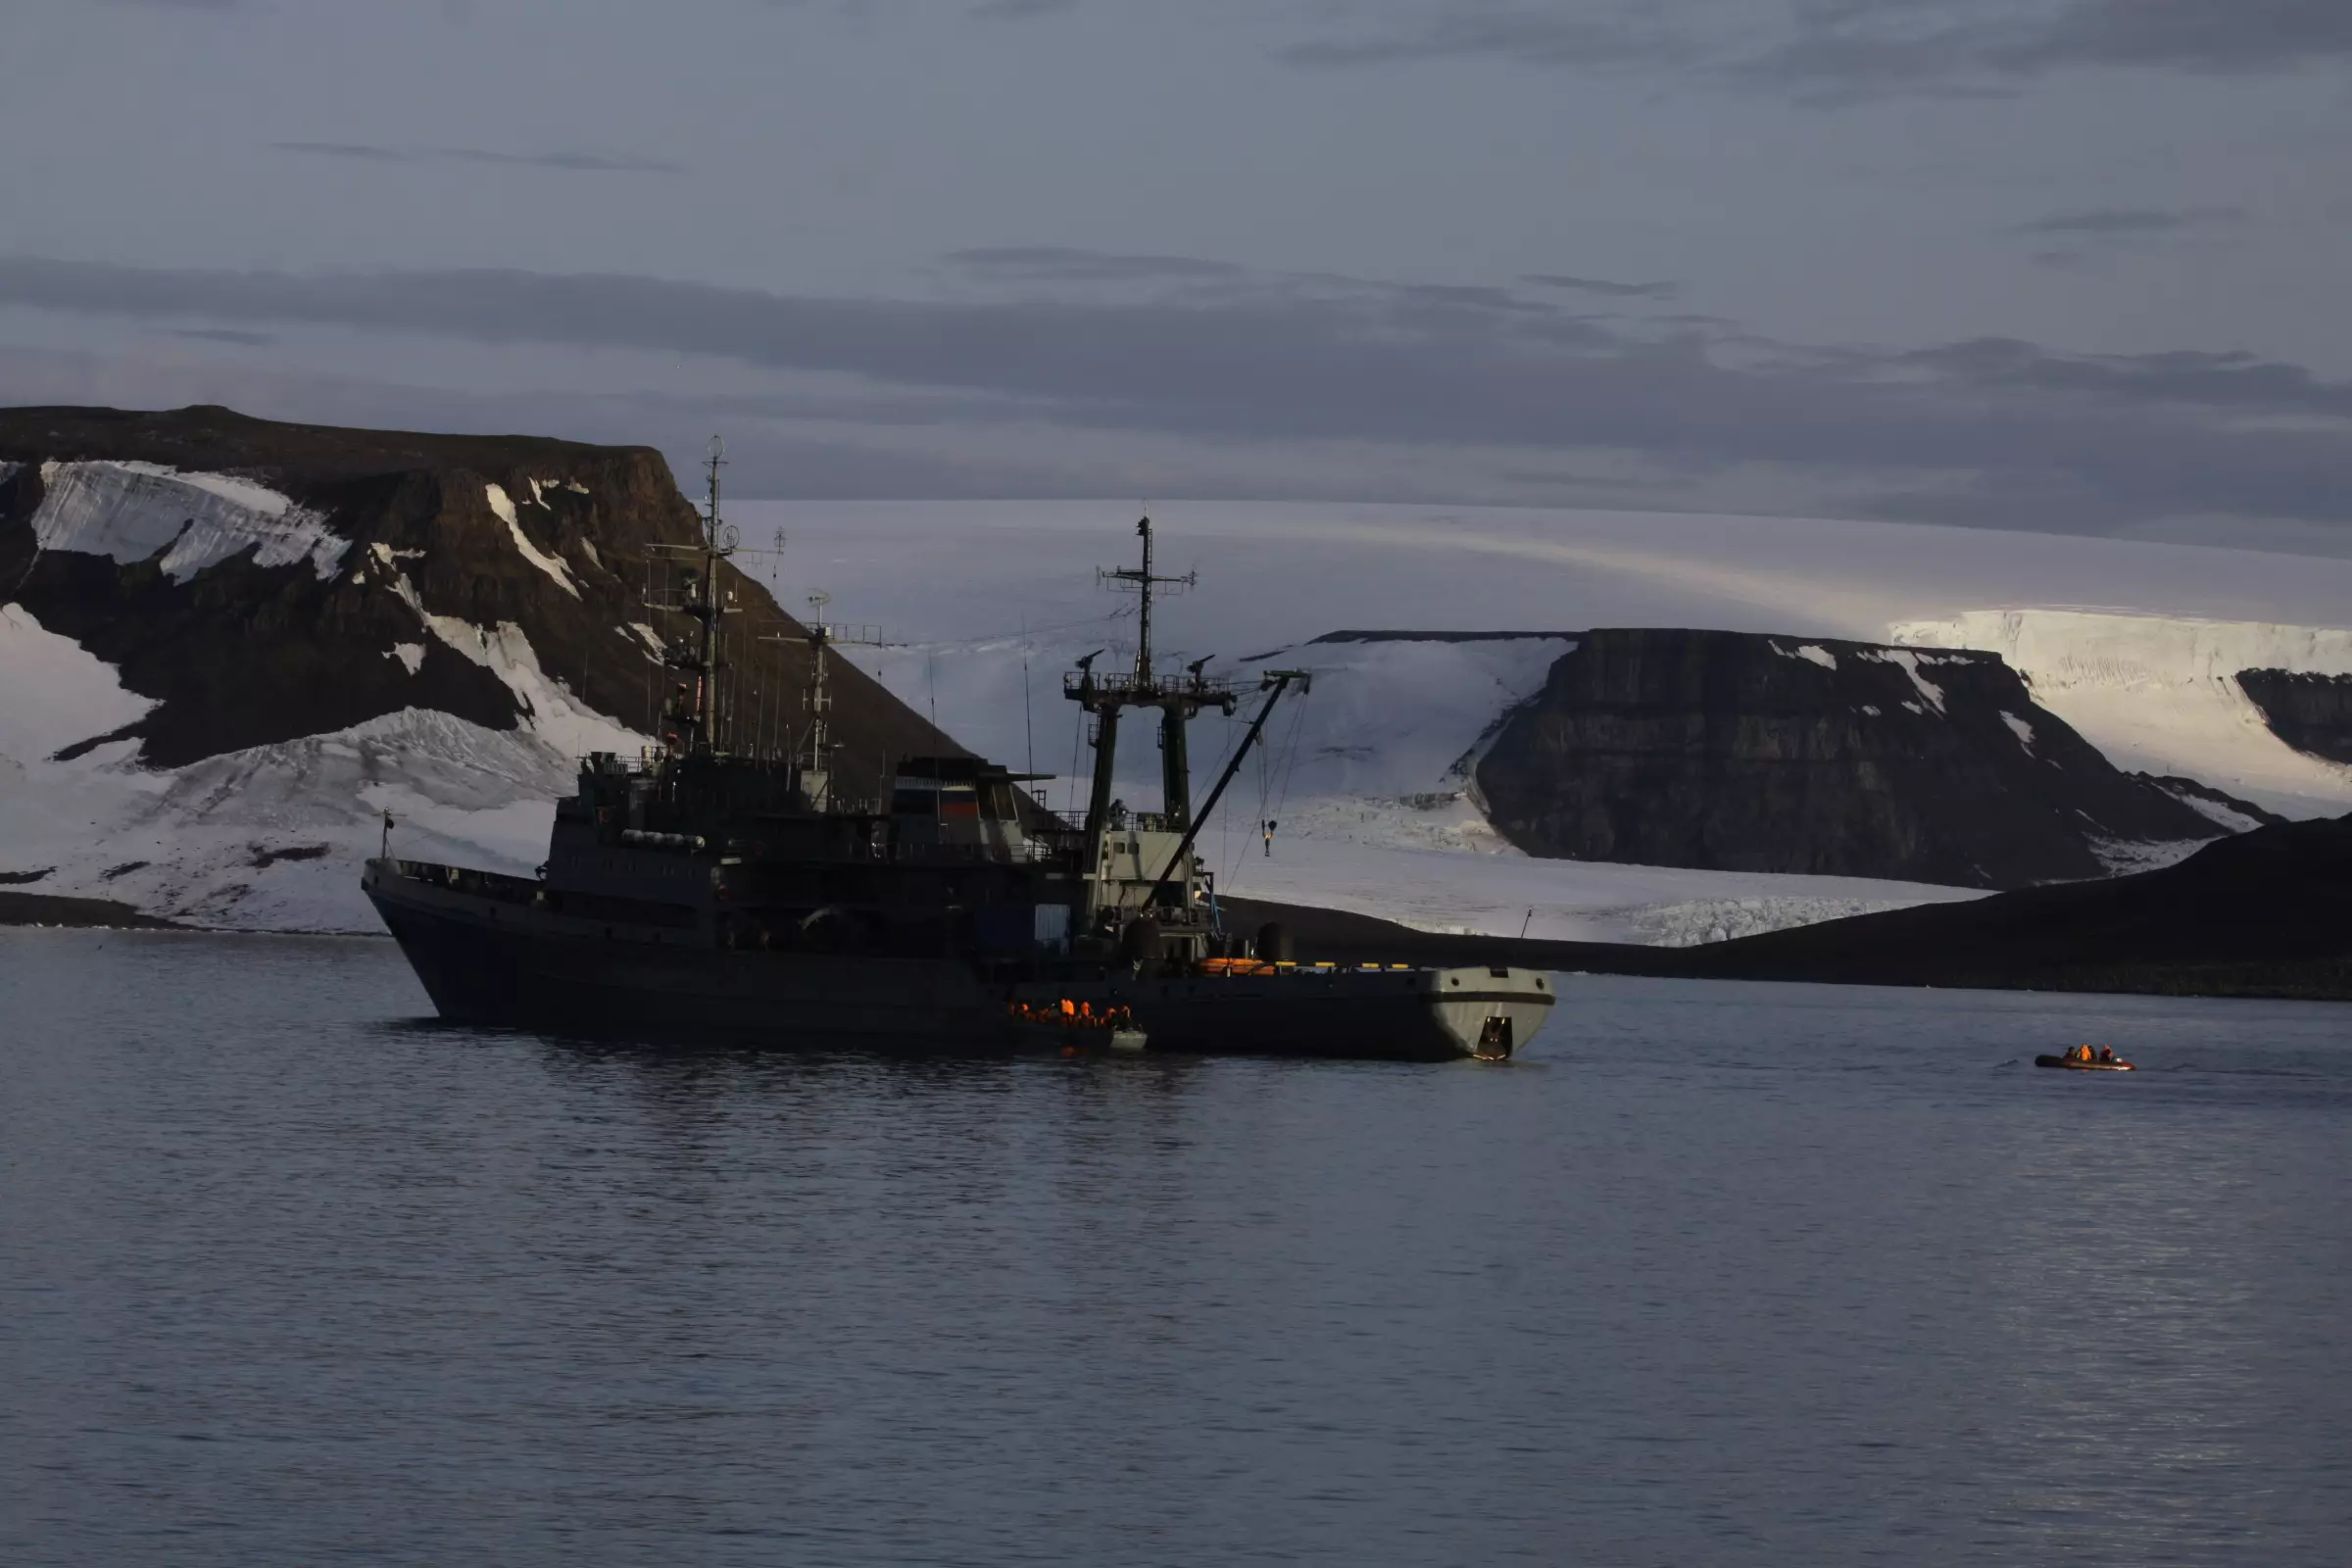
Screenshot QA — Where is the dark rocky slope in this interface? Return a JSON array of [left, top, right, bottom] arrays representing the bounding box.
[[1229, 810, 2352, 1002], [0, 891, 177, 929], [1473, 628, 2235, 889], [1672, 811, 2352, 998], [2238, 669, 2352, 766], [0, 404, 954, 775]]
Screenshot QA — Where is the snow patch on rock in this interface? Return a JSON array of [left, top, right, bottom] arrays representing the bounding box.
[[2088, 836, 2212, 878], [2001, 711, 2035, 752], [487, 483, 579, 597], [388, 642, 425, 675], [2163, 790, 2268, 834], [1862, 647, 1947, 712], [28, 461, 348, 582], [1777, 641, 1838, 670], [0, 603, 158, 763]]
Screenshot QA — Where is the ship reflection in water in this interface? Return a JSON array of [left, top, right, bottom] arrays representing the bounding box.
[[366, 481, 1551, 1059], [7, 930, 2348, 1566]]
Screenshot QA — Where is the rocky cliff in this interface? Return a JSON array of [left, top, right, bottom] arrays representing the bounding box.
[[0, 404, 953, 772], [1472, 628, 2240, 889], [2236, 669, 2352, 766], [0, 404, 956, 929]]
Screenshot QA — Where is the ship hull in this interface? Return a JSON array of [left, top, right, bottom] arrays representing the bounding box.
[[365, 861, 993, 1045], [365, 860, 1555, 1060], [1016, 969, 1556, 1062]]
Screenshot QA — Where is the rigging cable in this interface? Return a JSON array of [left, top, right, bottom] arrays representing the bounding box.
[[1262, 688, 1311, 859]]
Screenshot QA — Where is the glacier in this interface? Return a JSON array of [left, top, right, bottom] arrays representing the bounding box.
[[1892, 610, 2352, 818]]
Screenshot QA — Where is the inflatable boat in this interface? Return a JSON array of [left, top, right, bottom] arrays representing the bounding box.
[[2034, 1052, 2135, 1072]]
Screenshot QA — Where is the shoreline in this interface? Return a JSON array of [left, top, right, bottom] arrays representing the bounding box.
[[12, 889, 2345, 1005]]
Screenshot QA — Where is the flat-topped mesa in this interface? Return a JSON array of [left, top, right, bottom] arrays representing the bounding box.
[[0, 404, 953, 775], [1472, 627, 2252, 889]]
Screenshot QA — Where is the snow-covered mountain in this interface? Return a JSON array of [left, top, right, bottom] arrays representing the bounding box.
[[0, 406, 956, 930], [8, 417, 2351, 940]]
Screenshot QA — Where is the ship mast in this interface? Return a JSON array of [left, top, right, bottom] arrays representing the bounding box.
[[760, 588, 889, 810], [1090, 515, 1221, 827], [693, 439, 728, 750], [648, 437, 740, 755], [1066, 516, 1237, 929], [1107, 514, 1182, 689]]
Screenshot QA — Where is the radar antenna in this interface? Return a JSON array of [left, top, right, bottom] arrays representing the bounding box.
[[757, 585, 891, 811], [1099, 514, 1196, 685]]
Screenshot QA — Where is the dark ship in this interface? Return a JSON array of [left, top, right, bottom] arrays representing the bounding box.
[[363, 453, 1554, 1059]]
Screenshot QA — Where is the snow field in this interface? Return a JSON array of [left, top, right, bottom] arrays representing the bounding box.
[[1204, 832, 1984, 947], [0, 596, 645, 930]]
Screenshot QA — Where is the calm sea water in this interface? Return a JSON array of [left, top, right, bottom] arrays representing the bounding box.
[[3, 930, 2347, 1566]]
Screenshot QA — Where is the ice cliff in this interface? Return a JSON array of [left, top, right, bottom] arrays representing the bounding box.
[[1891, 609, 2352, 818]]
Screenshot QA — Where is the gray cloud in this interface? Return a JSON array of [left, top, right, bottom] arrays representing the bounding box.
[[1278, 6, 1694, 70], [2015, 205, 2246, 236], [170, 326, 274, 346], [1992, 0, 2352, 75], [269, 141, 685, 174], [969, 0, 1083, 17], [4, 250, 2350, 535], [946, 247, 1250, 284], [1521, 272, 1683, 301], [1899, 337, 2352, 416], [1280, 2, 2352, 99]]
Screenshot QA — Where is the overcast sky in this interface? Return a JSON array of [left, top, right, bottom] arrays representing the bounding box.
[[5, 0, 2350, 551]]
